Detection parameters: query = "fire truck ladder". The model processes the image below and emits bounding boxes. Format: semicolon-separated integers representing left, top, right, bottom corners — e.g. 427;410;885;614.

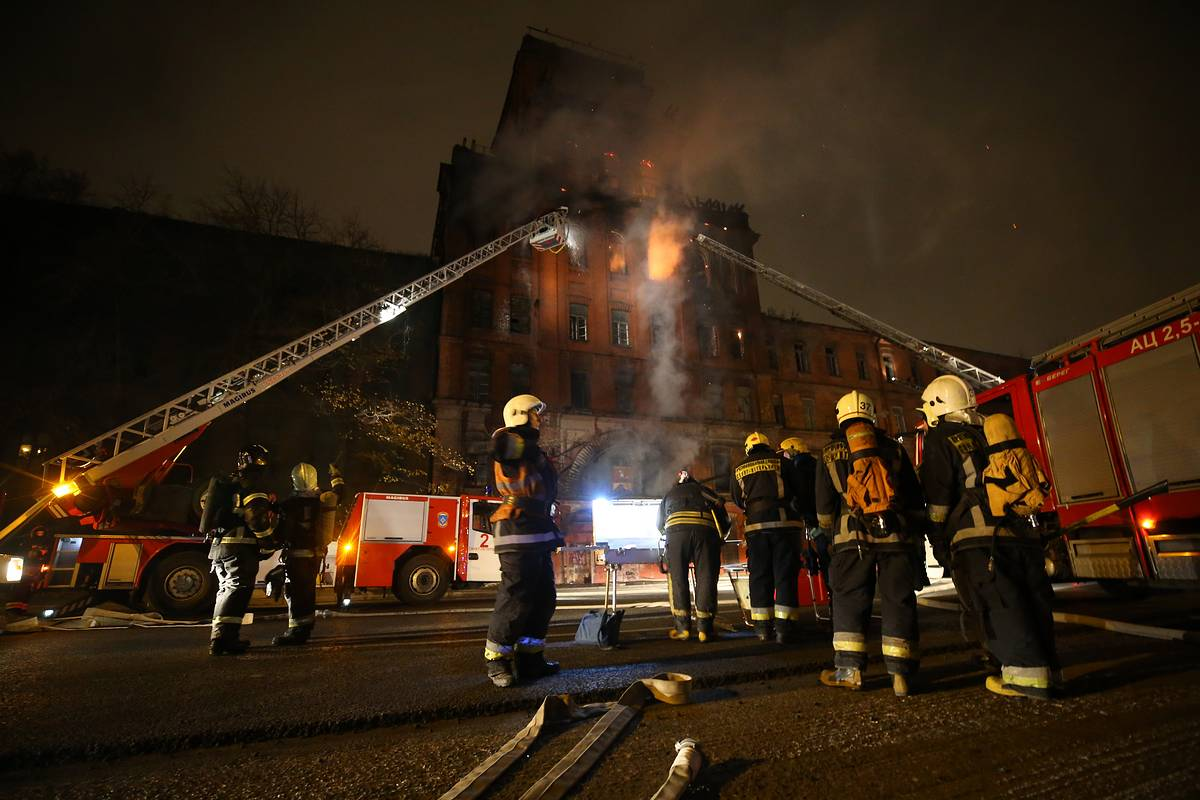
693;234;1005;391
0;208;570;543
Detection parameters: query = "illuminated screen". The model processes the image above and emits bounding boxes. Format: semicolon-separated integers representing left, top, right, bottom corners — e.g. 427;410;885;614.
591;498;662;549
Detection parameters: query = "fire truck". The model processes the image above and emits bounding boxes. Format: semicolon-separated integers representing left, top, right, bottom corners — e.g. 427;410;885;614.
333;493;503;604
0;210;571;617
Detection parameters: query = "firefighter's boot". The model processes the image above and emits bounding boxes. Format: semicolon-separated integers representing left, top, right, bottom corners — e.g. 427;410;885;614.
209;636;251;656
669;618;692;641
753;621;775;642
775;619;801;645
892;673;910;698
697;618;715;643
516;651;561;681
272;625;312;647
985;675;1050;701
819;667;862;690
486;658;516;689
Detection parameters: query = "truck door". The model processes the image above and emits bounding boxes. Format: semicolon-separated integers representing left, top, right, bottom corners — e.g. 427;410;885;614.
466;500;502;583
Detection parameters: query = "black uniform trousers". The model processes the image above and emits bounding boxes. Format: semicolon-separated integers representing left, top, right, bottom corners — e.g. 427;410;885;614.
746;531;802;625
282;552;320;631
830;547;919;675
956;545;1057;691
485;549;556;660
665;526;721;629
210;542;259;641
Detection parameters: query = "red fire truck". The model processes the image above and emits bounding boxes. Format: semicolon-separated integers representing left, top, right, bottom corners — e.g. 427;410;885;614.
974;284;1200;593
334;493;503;604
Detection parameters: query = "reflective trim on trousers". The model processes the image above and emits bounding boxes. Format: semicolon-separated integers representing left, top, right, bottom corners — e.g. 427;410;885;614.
1002;664;1051;689
694;610;714;620
289;616;315;628
484;639;514;660
750;606;773;621
515;637;545;653
671;608;690;619
833;631;867;652
495;530;561;546
881;636;918;660
212;615;243;625
774;605;804;621
744;520;804;533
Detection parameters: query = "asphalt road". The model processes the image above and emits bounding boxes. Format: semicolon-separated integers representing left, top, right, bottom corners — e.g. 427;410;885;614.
1;582;1197;799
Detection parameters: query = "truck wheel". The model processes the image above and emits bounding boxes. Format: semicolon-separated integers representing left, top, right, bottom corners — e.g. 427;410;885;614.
393;553;450;604
146;550;216;618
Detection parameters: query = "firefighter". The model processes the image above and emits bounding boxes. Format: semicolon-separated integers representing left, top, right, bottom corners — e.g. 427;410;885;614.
484;394;563;688
780;437;824;580
271;463;344;646
731;432;807;644
918;375;1059;700
816;391;927;697
658;468;730;642
202;444;274;656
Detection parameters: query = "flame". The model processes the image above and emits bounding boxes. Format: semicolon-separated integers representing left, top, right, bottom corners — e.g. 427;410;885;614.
647;215;687;281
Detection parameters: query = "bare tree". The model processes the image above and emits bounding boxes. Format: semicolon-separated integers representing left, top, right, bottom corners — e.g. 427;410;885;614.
113;173;172;215
196;167;325;241
327;211;381;250
0;148;89;203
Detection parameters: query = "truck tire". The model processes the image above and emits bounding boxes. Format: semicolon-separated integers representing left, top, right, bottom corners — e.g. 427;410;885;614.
393;553;450;604
146;550;216;618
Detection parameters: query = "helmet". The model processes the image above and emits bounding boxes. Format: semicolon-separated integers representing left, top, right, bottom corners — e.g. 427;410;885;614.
835;391;877;426
920;375;978;427
236;444;269;472
503;394;547;429
291;463;318;493
744;432;771;455
780;437;808;456
676;468;691;484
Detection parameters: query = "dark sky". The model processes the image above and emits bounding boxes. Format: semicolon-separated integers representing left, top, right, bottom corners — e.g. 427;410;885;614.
4;1;1196;356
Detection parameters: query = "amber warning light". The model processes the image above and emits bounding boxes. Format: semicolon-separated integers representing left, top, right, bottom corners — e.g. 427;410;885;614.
1140;518;1157;530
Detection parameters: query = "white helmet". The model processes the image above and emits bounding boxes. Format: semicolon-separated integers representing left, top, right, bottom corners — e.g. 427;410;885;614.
291;462;319;493
920;375;979;426
835;391;876;426
503;394;547;428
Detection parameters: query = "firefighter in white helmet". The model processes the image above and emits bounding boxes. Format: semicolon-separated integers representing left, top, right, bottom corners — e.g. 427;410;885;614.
816;391;928;696
731;432;808;643
483;394;563;688
917;375;1059;699
657;468;730;642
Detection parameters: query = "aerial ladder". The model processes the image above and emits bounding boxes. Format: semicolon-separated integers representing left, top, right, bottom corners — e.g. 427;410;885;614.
0;208;571;544
693;234;1005;391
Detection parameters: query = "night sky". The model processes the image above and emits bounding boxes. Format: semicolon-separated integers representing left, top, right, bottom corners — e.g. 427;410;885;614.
4;1;1196;357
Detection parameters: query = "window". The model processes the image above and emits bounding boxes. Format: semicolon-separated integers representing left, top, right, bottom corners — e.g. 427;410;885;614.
732;329;745;360
611;309;631;347
509;295;531;334
856;351;868;381
570;369;590;409
607;231;627;275
772;394;785;424
882;353;897;381
794;342;810;373
704;383;723;419
712;447;731;492
891;405;906;435
510;362;531;396
801;397;816;430
767;338;779;370
569;303;588;342
466;357;490;403
736;386;754;421
650;313;666;346
825;345;840;377
615;365;635;414
470;289;493;329
910;359;921;383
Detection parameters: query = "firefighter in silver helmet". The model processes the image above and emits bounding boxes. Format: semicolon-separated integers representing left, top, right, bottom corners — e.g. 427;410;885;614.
201;444;274;656
816;391;927;697
731;431;808;644
658;468;730;642
483;394;563;688
270;462;345;646
917;375;1059;699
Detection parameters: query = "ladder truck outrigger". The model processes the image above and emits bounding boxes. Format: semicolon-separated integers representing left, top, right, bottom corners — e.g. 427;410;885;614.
695;234;1200;595
0;209;571;617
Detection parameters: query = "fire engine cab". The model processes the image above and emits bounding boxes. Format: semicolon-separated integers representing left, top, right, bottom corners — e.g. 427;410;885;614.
335;493;503;604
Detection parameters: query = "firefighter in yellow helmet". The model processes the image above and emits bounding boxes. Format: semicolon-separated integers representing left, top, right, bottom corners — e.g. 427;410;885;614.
779;436;823;579
816;391;928;696
483;394;563;688
658;468;730;642
731;431;808;643
918;375;1059;700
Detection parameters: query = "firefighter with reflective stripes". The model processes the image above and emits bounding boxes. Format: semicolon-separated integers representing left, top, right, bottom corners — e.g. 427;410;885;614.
484;394;564;688
731;432;807;644
271;463;344;646
658;469;730;642
918;375;1059;700
817;392;927;697
201;444;274;656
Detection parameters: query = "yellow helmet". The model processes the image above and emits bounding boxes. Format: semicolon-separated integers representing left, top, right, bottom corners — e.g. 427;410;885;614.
780;437;808;455
744;431;771;455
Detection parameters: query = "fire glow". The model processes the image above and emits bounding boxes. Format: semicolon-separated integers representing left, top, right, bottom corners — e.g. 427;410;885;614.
647;214;687;281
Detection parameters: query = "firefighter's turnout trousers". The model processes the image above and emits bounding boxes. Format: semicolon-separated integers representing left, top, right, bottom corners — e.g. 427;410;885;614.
282;550;319;633
666;525;721;633
746;529;802;628
485;542;557;663
209;538;259;642
829;546;919;675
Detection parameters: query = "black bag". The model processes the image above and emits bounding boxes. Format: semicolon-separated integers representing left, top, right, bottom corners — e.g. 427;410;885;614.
575;564;624;649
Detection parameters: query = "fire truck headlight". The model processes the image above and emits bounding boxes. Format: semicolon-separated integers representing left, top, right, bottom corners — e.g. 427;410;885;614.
4;557;23;583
